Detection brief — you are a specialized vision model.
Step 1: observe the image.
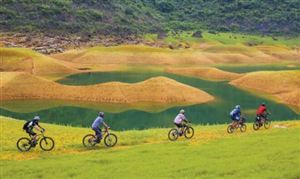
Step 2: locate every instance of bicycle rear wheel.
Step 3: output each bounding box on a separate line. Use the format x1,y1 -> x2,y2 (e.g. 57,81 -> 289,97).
40,137 -> 55,151
227,125 -> 234,134
184,127 -> 194,139
253,121 -> 260,131
168,129 -> 179,141
82,134 -> 97,148
104,133 -> 118,147
17,137 -> 32,152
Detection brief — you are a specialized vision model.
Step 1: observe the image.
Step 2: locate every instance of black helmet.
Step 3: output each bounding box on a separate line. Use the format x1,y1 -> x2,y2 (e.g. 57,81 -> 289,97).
261,102 -> 266,106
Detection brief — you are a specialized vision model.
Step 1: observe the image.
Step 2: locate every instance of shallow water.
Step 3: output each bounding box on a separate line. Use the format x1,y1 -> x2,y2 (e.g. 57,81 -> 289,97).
1,71 -> 298,130
216,64 -> 300,73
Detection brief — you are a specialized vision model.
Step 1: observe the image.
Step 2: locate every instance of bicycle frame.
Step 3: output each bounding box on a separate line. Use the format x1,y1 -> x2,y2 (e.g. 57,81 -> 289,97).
257,113 -> 269,124
29,132 -> 45,142
231,117 -> 245,129
176,122 -> 191,133
102,128 -> 111,136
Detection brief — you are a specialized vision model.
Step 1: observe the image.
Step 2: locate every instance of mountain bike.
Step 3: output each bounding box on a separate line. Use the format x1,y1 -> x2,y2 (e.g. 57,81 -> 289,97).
168,122 -> 194,141
253,113 -> 271,130
83,128 -> 118,148
17,131 -> 55,152
227,117 -> 247,134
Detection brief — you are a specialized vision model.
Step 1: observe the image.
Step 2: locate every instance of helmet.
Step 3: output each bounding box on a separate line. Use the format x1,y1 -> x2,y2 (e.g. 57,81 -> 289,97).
235,105 -> 240,109
98,112 -> 105,117
261,102 -> 266,106
179,109 -> 185,114
33,115 -> 40,120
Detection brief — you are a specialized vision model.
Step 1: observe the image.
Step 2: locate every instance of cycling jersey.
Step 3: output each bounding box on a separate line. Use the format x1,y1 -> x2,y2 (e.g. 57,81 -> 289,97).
92,116 -> 104,129
174,113 -> 186,124
256,105 -> 267,115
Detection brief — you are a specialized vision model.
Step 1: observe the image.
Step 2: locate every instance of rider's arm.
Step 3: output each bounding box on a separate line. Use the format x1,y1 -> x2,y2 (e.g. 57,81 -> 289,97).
102,121 -> 110,128
34,125 -> 43,132
183,119 -> 189,123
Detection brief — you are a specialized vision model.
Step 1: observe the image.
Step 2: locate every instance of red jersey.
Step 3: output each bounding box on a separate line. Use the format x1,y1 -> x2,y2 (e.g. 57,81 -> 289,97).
256,105 -> 266,115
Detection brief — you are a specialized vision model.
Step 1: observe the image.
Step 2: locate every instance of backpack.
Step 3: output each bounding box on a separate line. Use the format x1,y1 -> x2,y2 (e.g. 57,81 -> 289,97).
230,109 -> 235,116
22,121 -> 31,130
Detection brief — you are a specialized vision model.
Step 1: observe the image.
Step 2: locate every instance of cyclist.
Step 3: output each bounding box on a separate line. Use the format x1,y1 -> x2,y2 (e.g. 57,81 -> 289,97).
92,112 -> 110,143
256,102 -> 268,122
230,105 -> 242,128
174,109 -> 188,135
22,115 -> 45,146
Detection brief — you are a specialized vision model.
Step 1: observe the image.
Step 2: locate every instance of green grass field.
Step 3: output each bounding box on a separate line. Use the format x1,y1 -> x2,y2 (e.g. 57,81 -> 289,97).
1,116 -> 299,178
144,32 -> 300,48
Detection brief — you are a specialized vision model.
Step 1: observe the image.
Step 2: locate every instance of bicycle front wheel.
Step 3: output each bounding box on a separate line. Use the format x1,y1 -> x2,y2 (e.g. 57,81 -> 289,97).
40,137 -> 55,151
104,134 -> 118,147
184,127 -> 194,139
240,124 -> 247,132
17,137 -> 32,152
264,120 -> 271,129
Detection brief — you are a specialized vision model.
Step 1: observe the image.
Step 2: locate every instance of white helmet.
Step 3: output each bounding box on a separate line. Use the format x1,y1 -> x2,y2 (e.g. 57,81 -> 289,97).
179,109 -> 185,114
235,105 -> 240,109
33,115 -> 40,120
98,112 -> 105,117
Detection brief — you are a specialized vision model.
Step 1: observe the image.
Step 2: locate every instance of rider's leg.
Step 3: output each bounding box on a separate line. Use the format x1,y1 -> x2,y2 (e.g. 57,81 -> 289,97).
93,127 -> 102,142
174,123 -> 181,133
231,116 -> 237,128
179,123 -> 185,135
27,129 -> 37,145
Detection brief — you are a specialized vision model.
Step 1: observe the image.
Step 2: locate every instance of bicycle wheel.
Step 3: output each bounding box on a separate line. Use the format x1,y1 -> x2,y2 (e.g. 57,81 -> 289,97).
184,127 -> 194,139
168,129 -> 179,141
240,124 -> 247,132
227,125 -> 234,134
253,121 -> 260,131
82,134 -> 97,148
40,137 -> 55,151
104,133 -> 118,147
264,120 -> 271,129
17,137 -> 32,152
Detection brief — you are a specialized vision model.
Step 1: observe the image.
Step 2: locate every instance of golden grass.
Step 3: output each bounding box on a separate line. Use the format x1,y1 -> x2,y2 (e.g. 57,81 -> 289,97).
255,45 -> 300,61
51,44 -> 300,66
166,67 -> 242,81
1,72 -> 214,105
230,70 -> 300,109
0,48 -> 78,77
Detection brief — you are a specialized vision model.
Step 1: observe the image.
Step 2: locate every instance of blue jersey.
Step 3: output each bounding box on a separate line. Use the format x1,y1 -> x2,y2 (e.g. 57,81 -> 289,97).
230,108 -> 241,117
92,116 -> 104,129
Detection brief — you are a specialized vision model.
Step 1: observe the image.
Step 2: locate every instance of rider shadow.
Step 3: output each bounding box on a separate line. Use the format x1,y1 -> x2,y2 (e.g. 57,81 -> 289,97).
81,144 -> 112,151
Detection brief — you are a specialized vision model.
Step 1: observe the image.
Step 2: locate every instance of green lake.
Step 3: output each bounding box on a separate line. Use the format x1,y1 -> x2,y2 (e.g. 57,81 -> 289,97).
1,71 -> 299,130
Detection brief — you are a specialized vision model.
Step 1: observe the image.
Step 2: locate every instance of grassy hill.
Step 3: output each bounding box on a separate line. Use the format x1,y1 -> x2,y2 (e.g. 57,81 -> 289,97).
51,44 -> 300,67
1,72 -> 214,105
230,70 -> 300,112
1,0 -> 300,36
1,116 -> 300,178
0,48 -> 77,79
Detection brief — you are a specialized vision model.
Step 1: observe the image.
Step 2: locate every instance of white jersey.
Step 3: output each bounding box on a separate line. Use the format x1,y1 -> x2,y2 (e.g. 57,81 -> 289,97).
174,113 -> 186,124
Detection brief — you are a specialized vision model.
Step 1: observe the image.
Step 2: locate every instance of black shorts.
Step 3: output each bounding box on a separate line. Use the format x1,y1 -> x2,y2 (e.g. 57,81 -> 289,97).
174,123 -> 184,128
25,129 -> 36,136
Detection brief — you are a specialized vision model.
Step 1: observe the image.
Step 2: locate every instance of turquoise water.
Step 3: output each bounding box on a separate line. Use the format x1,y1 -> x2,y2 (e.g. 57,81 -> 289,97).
1,71 -> 299,130
216,64 -> 300,73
